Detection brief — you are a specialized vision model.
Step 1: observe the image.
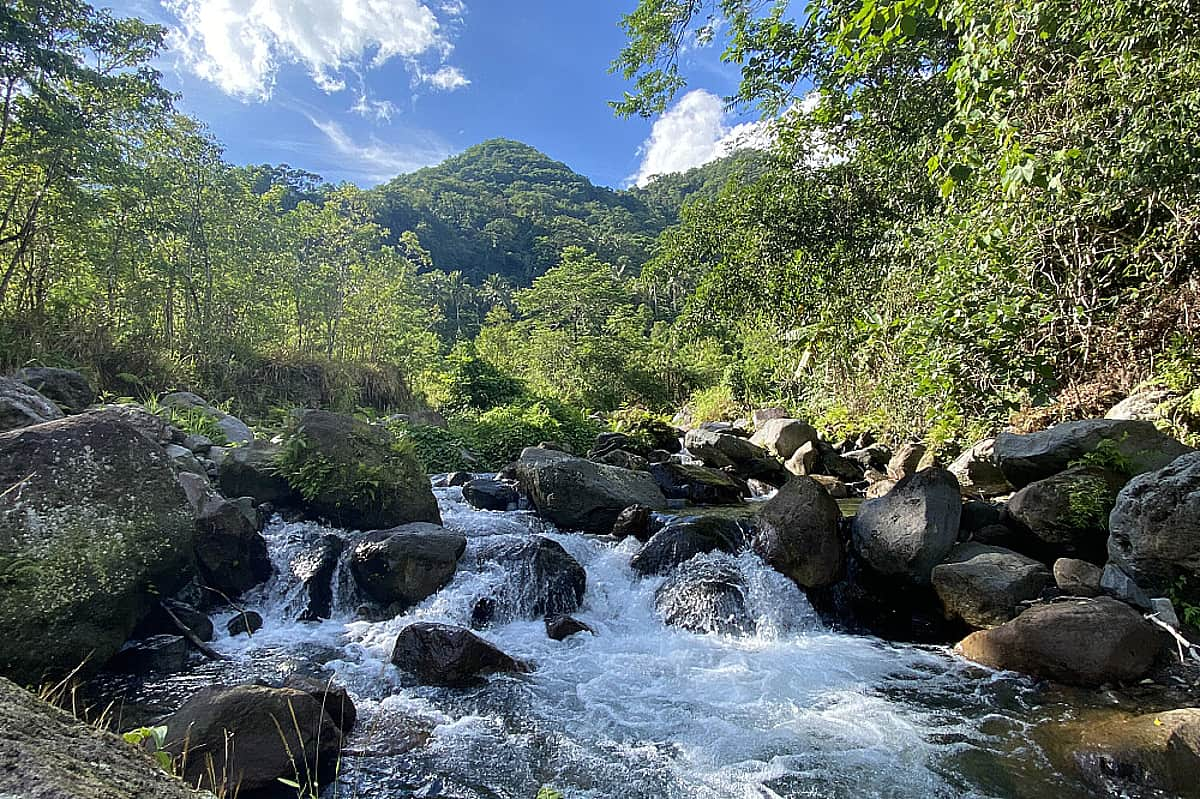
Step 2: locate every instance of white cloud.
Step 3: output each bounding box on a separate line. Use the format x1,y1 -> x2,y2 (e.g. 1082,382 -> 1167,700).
421,65 -> 470,91
630,89 -> 772,187
165,0 -> 468,101
351,92 -> 399,122
306,114 -> 452,183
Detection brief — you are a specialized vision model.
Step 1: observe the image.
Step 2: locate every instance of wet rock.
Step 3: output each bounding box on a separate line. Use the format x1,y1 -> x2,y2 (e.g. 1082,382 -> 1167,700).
612,504 -> 653,541
293,534 -> 345,621
445,471 -> 473,487
279,410 -> 441,530
818,442 -> 866,483
179,472 -> 272,599
955,597 -> 1164,686
545,614 -> 593,640
106,635 -> 189,674
283,673 -> 357,733
948,438 -> 1013,498
163,683 -> 343,796
462,478 -> 520,511
749,418 -> 818,461
217,439 -> 294,505
520,455 -> 667,534
350,523 -> 466,609
0,675 -> 201,799
994,419 -> 1192,489
1053,558 -> 1103,597
474,535 -> 587,618
886,442 -> 927,481
630,516 -> 750,576
1069,708 -> 1200,798
227,611 -> 263,636
931,543 -> 1052,629
851,468 -> 962,585
752,477 -> 843,589
12,367 -> 95,414
0,376 -> 63,432
391,622 -> 529,687
655,556 -> 751,635
0,412 -> 194,683
1108,451 -> 1200,600
648,461 -> 744,505
1005,465 -> 1126,562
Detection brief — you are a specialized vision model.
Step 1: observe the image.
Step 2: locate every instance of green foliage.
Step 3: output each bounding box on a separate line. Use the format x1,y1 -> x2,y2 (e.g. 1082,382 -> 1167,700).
275,422 -> 422,512
1169,577 -> 1200,630
390,422 -> 477,473
439,342 -> 527,414
122,725 -> 172,772
1063,475 -> 1116,532
536,788 -> 565,799
687,385 -> 740,424
1069,439 -> 1135,478
610,407 -> 679,451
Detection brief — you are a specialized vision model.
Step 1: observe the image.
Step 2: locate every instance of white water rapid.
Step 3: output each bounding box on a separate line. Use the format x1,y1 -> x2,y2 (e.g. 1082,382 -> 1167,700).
113,481 -> 1095,799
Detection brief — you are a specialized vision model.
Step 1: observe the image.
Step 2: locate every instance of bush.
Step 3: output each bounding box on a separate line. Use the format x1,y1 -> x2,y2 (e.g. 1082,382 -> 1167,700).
390,423 -> 477,473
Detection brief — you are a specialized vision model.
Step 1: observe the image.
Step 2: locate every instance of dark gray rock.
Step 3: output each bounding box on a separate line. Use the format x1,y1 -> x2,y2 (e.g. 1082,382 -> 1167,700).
545,614 -> 593,640
12,367 -> 95,413
0,376 -> 63,432
519,455 -> 666,534
994,419 -> 1192,489
163,684 -> 342,795
0,412 -> 194,683
684,429 -> 784,482
931,543 -> 1052,629
217,439 -> 294,505
391,622 -> 528,687
948,438 -> 1013,497
473,535 -> 587,619
1100,564 -> 1153,611
227,610 -> 263,636
630,516 -> 750,576
648,461 -> 744,505
282,673 -> 357,733
179,472 -> 272,599
105,634 -> 189,674
749,418 -> 818,461
1005,465 -> 1127,561
655,556 -> 751,635
161,391 -> 253,445
462,478 -> 519,511
612,504 -> 653,541
752,477 -> 843,588
350,523 -> 466,609
851,468 -> 962,584
1107,451 -> 1200,600
293,534 -> 345,621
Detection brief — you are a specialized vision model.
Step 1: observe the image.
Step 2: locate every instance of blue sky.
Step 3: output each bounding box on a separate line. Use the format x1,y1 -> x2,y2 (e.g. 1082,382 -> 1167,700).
108,0 -> 768,188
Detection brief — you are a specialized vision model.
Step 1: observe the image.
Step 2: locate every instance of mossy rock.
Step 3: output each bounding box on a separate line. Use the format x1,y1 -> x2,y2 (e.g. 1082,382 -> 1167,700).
277,410 -> 441,530
0,411 -> 195,684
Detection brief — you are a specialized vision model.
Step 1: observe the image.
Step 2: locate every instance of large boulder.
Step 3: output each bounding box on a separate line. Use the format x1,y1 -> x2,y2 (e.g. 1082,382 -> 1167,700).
1108,451 -> 1200,600
850,468 -> 962,585
473,535 -> 586,619
177,473 -> 271,599
462,478 -> 519,511
12,367 -> 95,414
931,543 -> 1052,629
648,461 -> 744,505
994,419 -> 1192,489
1067,708 -> 1200,798
349,523 -> 466,609
217,439 -> 294,505
391,622 -> 528,687
520,455 -> 666,534
160,391 -> 253,445
684,429 -> 784,482
1053,557 -> 1103,597
948,438 -> 1013,498
749,418 -> 818,461
163,684 -> 342,796
282,673 -> 358,734
1005,465 -> 1127,562
277,410 -> 440,530
655,556 -> 752,635
751,477 -> 843,589
0,675 -> 201,799
1105,388 -> 1175,421
955,597 -> 1163,686
630,516 -> 750,577
0,412 -> 195,682
0,376 -> 63,433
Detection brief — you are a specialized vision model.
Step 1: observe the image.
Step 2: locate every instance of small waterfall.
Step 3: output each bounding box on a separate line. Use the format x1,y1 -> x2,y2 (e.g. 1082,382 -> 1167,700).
110,481 -> 1095,799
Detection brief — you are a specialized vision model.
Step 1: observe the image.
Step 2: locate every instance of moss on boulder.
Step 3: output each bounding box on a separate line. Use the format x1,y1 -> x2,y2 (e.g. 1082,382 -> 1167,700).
0,411 -> 195,683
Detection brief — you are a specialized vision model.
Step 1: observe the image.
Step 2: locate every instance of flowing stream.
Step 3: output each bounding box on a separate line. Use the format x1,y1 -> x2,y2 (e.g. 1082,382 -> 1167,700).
103,482 -> 1103,799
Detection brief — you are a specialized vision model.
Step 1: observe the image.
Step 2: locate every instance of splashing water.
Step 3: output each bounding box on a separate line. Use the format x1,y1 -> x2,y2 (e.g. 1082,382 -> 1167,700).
111,482 -> 1097,799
